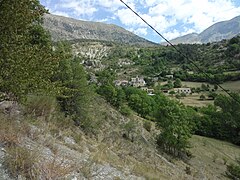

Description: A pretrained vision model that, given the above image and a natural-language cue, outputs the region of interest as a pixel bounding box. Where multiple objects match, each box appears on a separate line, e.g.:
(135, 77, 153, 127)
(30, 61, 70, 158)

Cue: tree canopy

(0, 0, 57, 101)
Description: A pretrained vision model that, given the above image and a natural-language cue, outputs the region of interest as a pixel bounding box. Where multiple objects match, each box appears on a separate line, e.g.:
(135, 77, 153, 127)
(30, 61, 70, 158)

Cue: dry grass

(4, 146, 39, 179)
(0, 115, 26, 147)
(177, 94, 214, 107)
(221, 80, 240, 92)
(189, 135, 240, 179)
(39, 151, 74, 180)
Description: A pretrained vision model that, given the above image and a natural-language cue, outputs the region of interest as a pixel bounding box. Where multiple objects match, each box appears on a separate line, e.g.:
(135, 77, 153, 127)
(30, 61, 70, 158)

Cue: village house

(130, 76, 146, 87)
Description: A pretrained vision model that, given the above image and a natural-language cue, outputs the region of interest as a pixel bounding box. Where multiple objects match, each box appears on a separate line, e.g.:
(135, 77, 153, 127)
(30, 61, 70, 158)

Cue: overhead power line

(120, 0, 240, 105)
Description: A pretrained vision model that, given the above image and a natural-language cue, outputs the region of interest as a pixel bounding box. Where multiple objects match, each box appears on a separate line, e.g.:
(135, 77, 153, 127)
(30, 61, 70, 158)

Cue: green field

(176, 80, 240, 106)
(177, 94, 214, 107)
(182, 80, 240, 92)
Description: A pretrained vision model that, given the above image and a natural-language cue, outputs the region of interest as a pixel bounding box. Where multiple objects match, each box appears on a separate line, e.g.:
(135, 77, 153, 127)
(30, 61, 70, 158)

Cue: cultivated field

(182, 80, 240, 92)
(177, 94, 214, 107)
(178, 80, 240, 106)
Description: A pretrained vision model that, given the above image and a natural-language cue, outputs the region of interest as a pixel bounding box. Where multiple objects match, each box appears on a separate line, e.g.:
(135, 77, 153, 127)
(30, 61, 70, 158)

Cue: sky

(40, 0, 240, 43)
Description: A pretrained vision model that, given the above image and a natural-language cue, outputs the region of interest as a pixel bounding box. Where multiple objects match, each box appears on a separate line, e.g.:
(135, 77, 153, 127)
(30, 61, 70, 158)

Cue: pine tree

(0, 0, 57, 101)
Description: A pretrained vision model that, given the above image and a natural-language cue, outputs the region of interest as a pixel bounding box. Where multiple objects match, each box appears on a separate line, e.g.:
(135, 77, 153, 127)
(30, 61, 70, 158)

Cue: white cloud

(56, 0, 97, 17)
(51, 11, 70, 17)
(41, 0, 240, 41)
(129, 27, 148, 36)
(163, 30, 182, 40)
(146, 0, 240, 33)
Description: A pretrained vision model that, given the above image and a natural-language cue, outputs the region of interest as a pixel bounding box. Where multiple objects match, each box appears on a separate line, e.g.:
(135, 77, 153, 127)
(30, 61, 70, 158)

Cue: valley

(1, 2, 240, 179)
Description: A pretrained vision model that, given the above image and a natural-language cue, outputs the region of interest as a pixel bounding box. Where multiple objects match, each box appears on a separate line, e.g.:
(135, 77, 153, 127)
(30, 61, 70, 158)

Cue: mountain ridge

(164, 15, 240, 45)
(43, 14, 157, 47)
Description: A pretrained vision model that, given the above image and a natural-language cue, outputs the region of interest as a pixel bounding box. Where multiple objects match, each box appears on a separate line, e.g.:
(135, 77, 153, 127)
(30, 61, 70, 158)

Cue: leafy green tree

(201, 84, 209, 91)
(174, 78, 182, 88)
(200, 94, 206, 101)
(97, 83, 117, 105)
(214, 94, 240, 144)
(156, 100, 193, 156)
(0, 0, 57, 101)
(97, 69, 115, 86)
(194, 94, 240, 145)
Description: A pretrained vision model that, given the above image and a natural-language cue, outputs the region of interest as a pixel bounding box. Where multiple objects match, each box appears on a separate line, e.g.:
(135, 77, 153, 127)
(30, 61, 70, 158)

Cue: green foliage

(122, 120, 137, 141)
(174, 78, 182, 88)
(143, 121, 152, 132)
(54, 42, 92, 126)
(96, 69, 115, 86)
(200, 94, 206, 100)
(4, 146, 39, 179)
(226, 158, 240, 180)
(201, 84, 209, 91)
(125, 87, 156, 118)
(25, 95, 56, 118)
(0, 0, 57, 101)
(194, 94, 240, 145)
(119, 105, 132, 116)
(156, 100, 193, 156)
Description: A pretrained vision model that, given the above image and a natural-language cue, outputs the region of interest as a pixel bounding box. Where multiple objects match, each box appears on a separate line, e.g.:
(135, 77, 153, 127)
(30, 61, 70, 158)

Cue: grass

(221, 80, 240, 93)
(182, 80, 240, 93)
(177, 80, 240, 106)
(189, 135, 240, 179)
(177, 93, 214, 107)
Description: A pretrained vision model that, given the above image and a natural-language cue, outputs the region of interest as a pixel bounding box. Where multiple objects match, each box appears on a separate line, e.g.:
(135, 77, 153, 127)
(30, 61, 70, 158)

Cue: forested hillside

(0, 0, 240, 179)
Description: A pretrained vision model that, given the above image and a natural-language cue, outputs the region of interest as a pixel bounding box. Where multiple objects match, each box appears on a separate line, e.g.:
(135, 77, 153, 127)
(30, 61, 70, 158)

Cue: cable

(120, 0, 240, 105)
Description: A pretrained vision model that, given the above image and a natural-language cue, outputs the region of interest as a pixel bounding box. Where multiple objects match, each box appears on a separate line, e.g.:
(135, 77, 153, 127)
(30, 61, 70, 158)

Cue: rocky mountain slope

(165, 15, 240, 44)
(43, 14, 156, 46)
(1, 96, 240, 179)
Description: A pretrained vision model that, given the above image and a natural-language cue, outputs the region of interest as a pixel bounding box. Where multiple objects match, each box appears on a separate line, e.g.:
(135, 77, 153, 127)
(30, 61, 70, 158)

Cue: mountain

(165, 15, 240, 45)
(43, 14, 156, 46)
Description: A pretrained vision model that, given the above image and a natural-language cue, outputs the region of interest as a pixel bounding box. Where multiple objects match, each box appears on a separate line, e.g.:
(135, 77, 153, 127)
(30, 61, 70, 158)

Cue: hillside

(2, 1, 240, 179)
(43, 14, 157, 47)
(165, 15, 240, 44)
(1, 96, 240, 179)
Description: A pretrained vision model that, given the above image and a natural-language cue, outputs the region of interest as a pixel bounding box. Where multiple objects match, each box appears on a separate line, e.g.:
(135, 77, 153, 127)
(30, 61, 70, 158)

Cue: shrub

(143, 121, 151, 132)
(122, 120, 136, 141)
(4, 146, 39, 179)
(226, 164, 240, 179)
(0, 116, 22, 147)
(25, 95, 56, 118)
(200, 94, 206, 101)
(119, 105, 132, 116)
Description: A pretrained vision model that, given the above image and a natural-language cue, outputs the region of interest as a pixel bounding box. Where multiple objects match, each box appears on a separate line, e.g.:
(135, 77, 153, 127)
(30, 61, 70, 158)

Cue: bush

(122, 120, 136, 141)
(0, 116, 22, 147)
(25, 95, 56, 118)
(226, 164, 240, 179)
(143, 121, 152, 132)
(200, 94, 206, 101)
(4, 146, 39, 179)
(119, 105, 132, 116)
